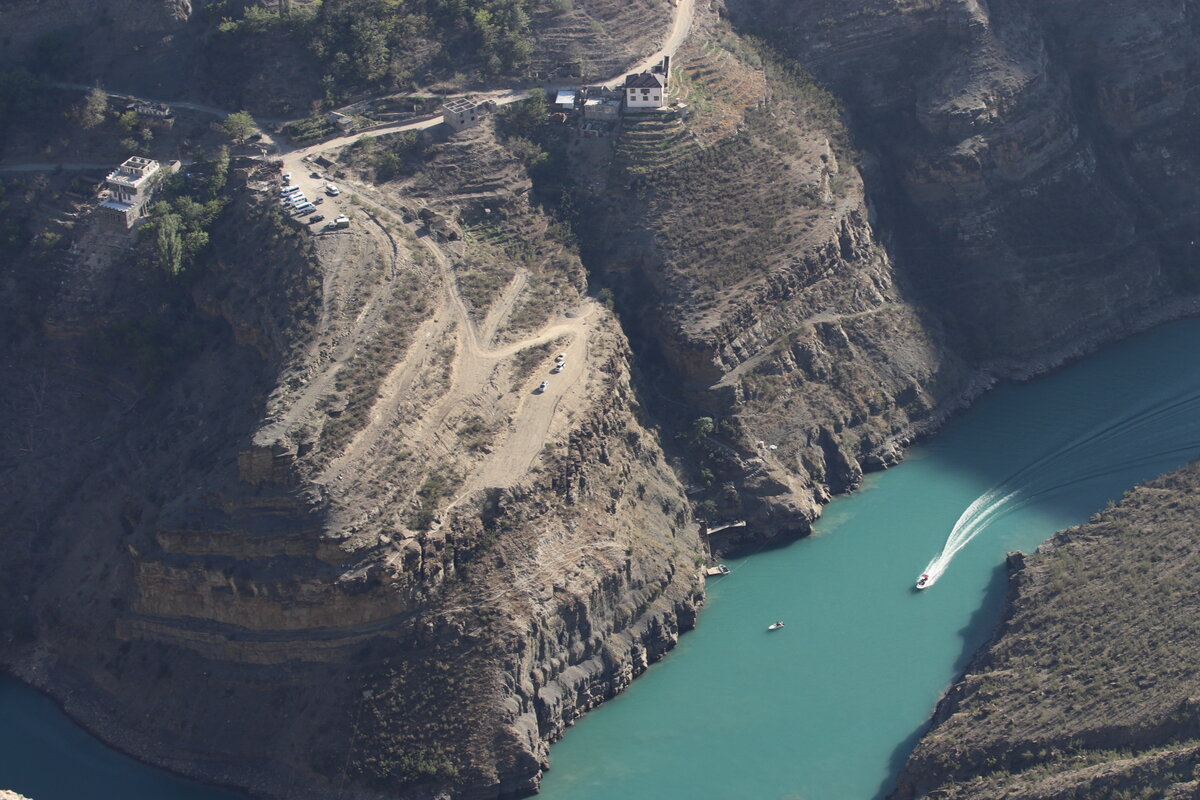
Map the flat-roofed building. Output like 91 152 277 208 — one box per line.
442 98 494 131
97 156 169 230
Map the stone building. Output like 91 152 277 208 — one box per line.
442 98 495 131
97 156 169 230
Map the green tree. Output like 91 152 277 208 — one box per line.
221 110 258 142
155 213 184 275
117 110 138 133
692 417 715 442
76 86 109 129
210 145 230 194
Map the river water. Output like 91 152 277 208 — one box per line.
5 319 1200 799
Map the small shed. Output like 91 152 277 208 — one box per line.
583 98 621 120
327 111 355 131
555 90 578 112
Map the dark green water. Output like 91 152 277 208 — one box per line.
5 318 1200 799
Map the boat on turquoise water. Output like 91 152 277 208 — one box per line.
767 621 785 631
916 573 930 590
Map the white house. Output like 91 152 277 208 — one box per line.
97 156 168 230
624 71 667 110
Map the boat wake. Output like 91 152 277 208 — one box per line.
918 383 1200 587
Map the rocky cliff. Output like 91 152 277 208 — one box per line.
0 121 704 799
568 0 1199 549
891 460 1200 800
1 0 1199 797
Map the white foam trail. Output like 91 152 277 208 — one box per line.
920 487 1020 587
915 380 1200 588
917 414 1200 589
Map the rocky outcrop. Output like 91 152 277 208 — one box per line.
891 460 1200 799
573 20 970 546
725 0 1199 357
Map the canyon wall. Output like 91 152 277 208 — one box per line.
0 1 1197 798
581 0 1200 547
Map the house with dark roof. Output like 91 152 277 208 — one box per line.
623 56 671 111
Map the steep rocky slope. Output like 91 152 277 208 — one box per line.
0 127 704 799
569 0 1199 549
892 460 1200 800
569 15 967 547
724 0 1199 355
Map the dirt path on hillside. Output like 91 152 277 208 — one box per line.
309 177 598 508
603 0 696 88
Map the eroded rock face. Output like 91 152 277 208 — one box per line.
725 0 1199 357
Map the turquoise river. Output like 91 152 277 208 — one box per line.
6 318 1200 800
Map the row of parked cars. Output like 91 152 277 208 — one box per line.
535 354 567 393
278 172 342 223
279 183 319 216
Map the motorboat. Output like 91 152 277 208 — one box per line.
767 621 785 631
916 573 931 590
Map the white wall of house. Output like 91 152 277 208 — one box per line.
626 87 665 108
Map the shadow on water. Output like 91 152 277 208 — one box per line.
952 562 1011 677
909 319 1200 578
872 562 1011 800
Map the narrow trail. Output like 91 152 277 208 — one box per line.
714 303 901 390
311 176 598 509
480 271 529 346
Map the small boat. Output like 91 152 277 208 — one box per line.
916 573 930 590
767 621 785 631
705 564 731 576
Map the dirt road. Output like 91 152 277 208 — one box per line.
602 0 696 88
